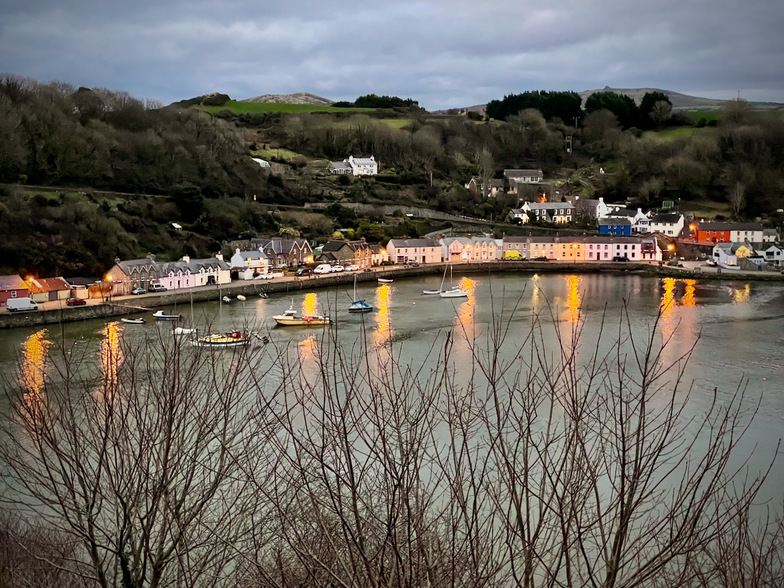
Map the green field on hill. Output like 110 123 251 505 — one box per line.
202 100 375 114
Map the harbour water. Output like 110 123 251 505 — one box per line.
3 272 784 500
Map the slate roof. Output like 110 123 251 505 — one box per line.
698 222 764 231
388 238 440 248
599 217 632 225
651 214 683 224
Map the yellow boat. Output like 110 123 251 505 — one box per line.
192 331 253 348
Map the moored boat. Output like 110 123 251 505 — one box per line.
152 310 182 321
222 296 232 303
422 289 441 295
192 331 254 348
378 278 393 284
121 317 145 324
439 264 468 298
349 275 373 313
273 305 331 327
236 294 247 301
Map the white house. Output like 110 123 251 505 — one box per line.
230 248 271 278
762 229 779 243
712 242 761 270
508 208 530 224
386 238 441 264
759 244 784 266
650 213 685 237
330 155 378 176
157 255 231 291
521 201 575 224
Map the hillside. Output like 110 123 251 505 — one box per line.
443 88 784 115
576 86 784 110
242 92 333 106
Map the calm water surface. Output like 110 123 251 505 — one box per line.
4 272 784 499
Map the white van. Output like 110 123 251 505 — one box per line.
314 263 333 275
7 297 39 312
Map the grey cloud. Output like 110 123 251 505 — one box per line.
0 0 782 109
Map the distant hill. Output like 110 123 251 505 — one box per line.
242 92 333 106
440 88 783 115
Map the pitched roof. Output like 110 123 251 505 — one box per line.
504 168 543 178
599 217 632 225
698 222 764 231
29 277 71 293
0 275 26 290
651 213 683 224
388 238 439 248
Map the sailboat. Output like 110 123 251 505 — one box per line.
349 274 373 313
439 264 468 298
423 266 447 295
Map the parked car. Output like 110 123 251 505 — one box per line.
331 265 345 273
612 255 629 262
148 283 167 293
295 267 313 277
405 260 420 267
131 287 146 295
66 297 87 306
345 264 359 272
314 263 333 275
705 259 717 267
532 256 549 262
666 259 683 267
255 273 274 279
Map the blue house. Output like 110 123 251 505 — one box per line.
599 217 632 236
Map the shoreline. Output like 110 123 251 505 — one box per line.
2 261 781 329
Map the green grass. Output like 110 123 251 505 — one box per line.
644 127 709 142
330 118 412 130
251 147 306 161
202 100 375 115
682 110 720 124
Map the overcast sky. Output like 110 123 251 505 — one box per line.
1 0 782 110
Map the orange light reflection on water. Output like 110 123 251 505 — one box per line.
297 333 319 363
564 275 582 324
660 278 676 318
732 284 750 304
20 329 50 404
455 277 477 335
373 284 393 347
100 322 124 394
302 292 318 317
682 279 696 307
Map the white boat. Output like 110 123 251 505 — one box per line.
273 303 331 327
424 268 447 295
173 326 196 335
349 275 373 313
439 264 468 299
152 310 182 321
378 278 394 284
236 294 246 301
222 296 232 303
192 331 254 348
121 317 145 324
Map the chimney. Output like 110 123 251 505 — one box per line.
115 256 121 265
215 253 223 261
147 252 155 261
181 255 190 263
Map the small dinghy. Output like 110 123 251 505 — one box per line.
236 294 246 301
222 296 231 303
121 317 145 324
